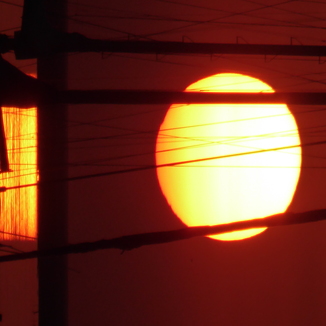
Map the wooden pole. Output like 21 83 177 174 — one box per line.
36 0 68 325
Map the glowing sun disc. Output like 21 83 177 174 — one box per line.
155 73 301 241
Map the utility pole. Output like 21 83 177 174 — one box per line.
2 29 326 59
1 1 70 326
4 60 326 107
2 0 326 59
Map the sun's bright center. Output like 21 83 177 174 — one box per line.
156 73 301 241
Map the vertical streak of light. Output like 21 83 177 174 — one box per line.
0 107 37 240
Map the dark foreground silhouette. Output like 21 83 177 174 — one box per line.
0 55 52 107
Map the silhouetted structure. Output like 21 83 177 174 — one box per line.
3 55 326 106
2 0 326 59
0 55 51 107
1 1 326 326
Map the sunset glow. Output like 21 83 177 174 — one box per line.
156 73 301 241
0 107 37 240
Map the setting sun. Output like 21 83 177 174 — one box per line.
156 73 301 241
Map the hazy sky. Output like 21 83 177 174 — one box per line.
3 0 326 325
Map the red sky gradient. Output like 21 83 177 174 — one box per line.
2 0 326 325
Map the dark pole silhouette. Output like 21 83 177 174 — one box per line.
2 0 326 59
1 0 326 108
4 34 326 59
3 25 326 59
3 56 326 106
57 89 326 105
